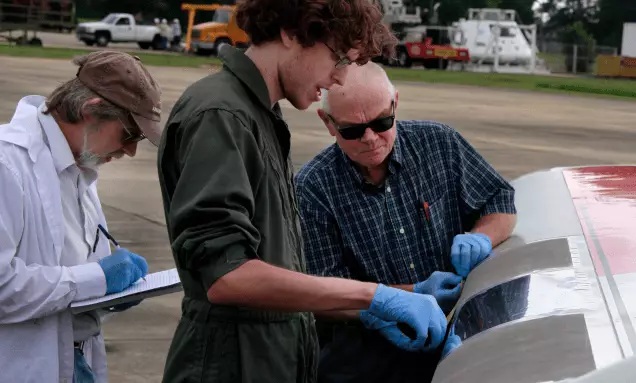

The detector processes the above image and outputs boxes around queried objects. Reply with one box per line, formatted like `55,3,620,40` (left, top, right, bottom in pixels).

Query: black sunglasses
329,101,395,140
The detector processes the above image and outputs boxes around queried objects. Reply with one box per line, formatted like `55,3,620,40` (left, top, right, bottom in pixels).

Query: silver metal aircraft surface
432,165,636,383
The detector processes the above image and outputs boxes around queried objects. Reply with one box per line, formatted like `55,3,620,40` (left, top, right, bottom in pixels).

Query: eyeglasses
325,43,355,69
329,101,395,140
120,114,146,144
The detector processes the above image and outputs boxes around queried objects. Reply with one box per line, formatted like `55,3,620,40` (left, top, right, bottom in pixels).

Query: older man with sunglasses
0,51,160,383
294,62,517,383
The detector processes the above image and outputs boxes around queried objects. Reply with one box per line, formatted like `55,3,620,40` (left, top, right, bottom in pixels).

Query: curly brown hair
235,0,397,63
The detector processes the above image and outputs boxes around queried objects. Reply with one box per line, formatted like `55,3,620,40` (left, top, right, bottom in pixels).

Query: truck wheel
95,33,109,47
397,48,412,68
423,59,450,70
138,42,151,50
29,37,42,46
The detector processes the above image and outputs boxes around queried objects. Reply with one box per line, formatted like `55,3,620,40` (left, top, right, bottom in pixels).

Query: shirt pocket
418,193,452,268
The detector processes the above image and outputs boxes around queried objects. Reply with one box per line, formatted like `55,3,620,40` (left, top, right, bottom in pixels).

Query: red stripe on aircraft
563,166,636,276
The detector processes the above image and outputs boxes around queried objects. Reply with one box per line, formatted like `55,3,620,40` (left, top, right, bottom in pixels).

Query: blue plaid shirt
295,120,516,285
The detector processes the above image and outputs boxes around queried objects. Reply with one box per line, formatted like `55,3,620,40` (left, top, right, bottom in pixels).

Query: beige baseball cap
75,50,163,146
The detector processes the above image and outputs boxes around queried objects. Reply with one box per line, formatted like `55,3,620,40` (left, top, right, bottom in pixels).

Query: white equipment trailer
450,8,549,74
621,22,636,58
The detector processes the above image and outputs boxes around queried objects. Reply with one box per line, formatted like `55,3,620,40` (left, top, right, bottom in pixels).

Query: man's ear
280,29,295,49
317,109,336,137
81,97,102,122
395,90,399,110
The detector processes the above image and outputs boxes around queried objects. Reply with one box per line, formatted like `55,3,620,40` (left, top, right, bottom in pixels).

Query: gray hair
43,54,129,124
320,64,396,114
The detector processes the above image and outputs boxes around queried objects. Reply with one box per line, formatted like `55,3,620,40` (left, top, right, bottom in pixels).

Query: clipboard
70,268,183,314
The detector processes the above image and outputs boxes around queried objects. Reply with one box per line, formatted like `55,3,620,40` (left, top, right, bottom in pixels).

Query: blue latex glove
98,248,148,294
442,327,462,359
360,309,394,331
362,284,447,352
450,233,492,278
414,271,463,312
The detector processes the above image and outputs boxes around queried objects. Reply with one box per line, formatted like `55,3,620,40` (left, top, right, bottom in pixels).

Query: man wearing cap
0,50,161,382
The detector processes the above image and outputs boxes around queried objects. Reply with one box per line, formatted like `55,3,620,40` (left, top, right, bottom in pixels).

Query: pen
97,224,146,282
97,224,119,247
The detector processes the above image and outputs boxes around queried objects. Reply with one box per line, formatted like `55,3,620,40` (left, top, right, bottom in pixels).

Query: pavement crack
102,203,166,227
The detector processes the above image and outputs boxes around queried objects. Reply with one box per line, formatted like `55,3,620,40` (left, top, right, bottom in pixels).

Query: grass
386,67,636,99
0,44,221,68
1,44,635,99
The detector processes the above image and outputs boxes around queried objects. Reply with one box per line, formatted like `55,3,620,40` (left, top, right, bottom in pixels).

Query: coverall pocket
162,316,205,383
201,321,240,382
163,316,238,383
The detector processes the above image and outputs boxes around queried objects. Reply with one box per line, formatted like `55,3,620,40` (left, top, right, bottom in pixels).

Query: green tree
414,0,535,26
497,0,536,24
594,0,636,49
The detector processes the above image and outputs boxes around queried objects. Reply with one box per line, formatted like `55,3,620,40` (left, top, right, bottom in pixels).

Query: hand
98,248,148,294
364,284,447,352
360,310,427,351
359,309,394,330
414,271,463,313
360,310,420,349
442,326,462,359
450,233,492,277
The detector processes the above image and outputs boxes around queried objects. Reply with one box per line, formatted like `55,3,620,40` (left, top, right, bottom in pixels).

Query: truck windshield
212,9,231,24
102,14,118,24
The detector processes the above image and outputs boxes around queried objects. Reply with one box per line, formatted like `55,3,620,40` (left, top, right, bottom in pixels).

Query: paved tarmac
1,54,635,381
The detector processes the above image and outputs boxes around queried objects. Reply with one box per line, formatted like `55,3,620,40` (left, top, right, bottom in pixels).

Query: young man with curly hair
157,0,453,382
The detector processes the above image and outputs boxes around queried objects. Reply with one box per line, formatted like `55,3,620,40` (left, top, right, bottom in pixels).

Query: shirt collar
336,123,404,190
218,45,273,112
37,103,76,174
217,45,291,158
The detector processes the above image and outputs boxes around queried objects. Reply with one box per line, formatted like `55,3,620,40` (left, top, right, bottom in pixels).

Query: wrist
471,232,492,243
69,262,108,301
362,283,379,306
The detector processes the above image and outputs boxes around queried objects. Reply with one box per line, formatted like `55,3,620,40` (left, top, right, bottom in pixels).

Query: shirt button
410,263,415,269
387,186,392,193
399,228,405,234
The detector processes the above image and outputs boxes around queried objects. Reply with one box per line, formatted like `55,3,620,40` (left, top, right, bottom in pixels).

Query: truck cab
188,5,248,55
75,13,162,49
384,26,470,69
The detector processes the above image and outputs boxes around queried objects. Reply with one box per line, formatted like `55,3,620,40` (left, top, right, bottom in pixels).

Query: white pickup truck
75,13,163,50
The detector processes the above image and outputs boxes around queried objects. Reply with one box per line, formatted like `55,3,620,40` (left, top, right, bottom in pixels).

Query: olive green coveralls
157,45,319,383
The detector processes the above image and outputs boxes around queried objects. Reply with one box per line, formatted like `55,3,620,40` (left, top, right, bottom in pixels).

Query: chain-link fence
537,40,619,75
